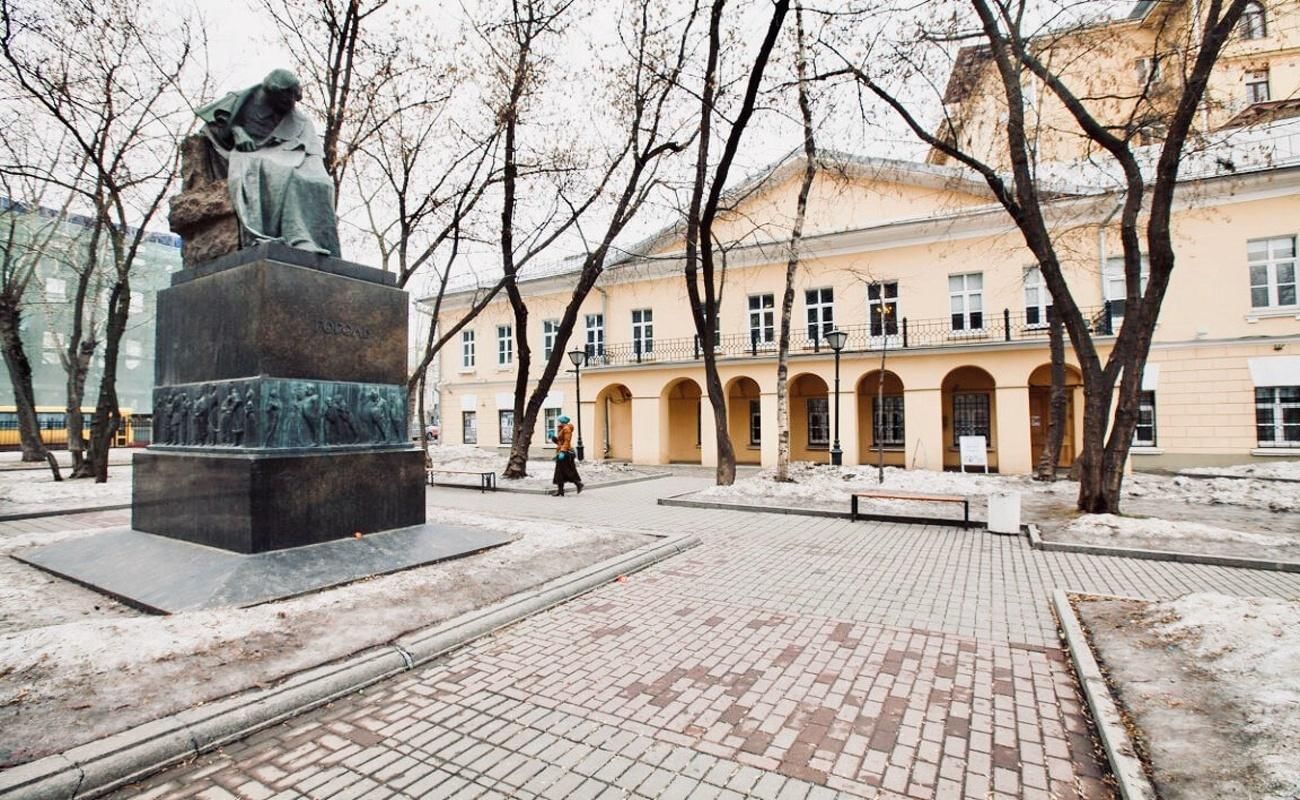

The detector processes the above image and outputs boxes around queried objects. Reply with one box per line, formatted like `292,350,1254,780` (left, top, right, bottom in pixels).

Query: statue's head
262,69,302,113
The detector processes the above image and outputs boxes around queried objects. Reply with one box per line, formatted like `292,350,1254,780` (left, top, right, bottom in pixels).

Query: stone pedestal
132,244,425,554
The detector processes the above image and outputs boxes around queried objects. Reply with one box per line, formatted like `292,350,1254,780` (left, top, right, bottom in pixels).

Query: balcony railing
580,304,1116,368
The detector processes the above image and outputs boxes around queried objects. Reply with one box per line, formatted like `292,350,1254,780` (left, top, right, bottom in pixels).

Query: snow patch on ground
1151,594,1300,799
0,470,131,515
1180,460,1300,481
1064,514,1300,549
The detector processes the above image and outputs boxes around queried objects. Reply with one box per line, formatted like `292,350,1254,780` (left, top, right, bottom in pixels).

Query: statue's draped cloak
197,87,341,257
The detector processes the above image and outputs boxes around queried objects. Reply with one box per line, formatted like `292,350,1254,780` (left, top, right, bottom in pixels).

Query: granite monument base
16,522,514,614
132,449,426,554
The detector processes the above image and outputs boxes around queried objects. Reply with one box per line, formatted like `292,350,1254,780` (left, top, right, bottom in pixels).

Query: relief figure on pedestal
206,385,221,445
220,387,244,446
297,385,321,447
324,394,359,445
244,387,257,446
169,391,190,446
192,385,213,445
156,392,172,445
264,389,281,446
362,389,390,443
196,69,341,257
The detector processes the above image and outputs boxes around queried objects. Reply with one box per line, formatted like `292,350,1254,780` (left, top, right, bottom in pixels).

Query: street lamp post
825,329,848,467
567,349,586,461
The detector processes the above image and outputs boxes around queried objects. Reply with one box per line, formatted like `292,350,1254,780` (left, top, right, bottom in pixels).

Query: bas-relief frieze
153,378,407,450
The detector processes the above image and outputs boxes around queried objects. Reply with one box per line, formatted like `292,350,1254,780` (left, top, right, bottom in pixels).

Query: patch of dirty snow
0,469,131,515
1151,594,1300,799
1180,460,1300,481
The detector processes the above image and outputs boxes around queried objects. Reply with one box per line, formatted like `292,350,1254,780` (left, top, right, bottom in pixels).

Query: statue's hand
232,126,256,152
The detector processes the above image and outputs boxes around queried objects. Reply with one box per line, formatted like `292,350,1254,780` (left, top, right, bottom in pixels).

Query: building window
1103,256,1150,319
41,330,60,365
868,282,899,336
1248,236,1296,308
544,408,560,443
45,276,66,301
806,396,829,447
748,399,761,446
1134,56,1160,86
1024,267,1052,326
462,411,477,444
461,330,475,368
873,395,905,447
124,340,143,370
805,287,834,341
1241,1,1267,39
1134,391,1157,447
952,392,990,445
585,313,604,359
632,308,653,354
948,273,983,331
1246,69,1270,104
748,294,775,344
129,293,144,313
497,325,512,366
498,410,514,445
1256,386,1300,447
543,319,559,360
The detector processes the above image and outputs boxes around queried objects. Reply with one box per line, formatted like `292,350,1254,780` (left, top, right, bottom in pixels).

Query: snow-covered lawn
685,461,1300,562
1078,594,1300,800
0,506,658,767
429,444,663,489
0,468,131,516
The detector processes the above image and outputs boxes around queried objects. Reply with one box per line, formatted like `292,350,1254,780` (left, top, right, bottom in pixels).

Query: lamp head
825,329,848,352
567,349,585,367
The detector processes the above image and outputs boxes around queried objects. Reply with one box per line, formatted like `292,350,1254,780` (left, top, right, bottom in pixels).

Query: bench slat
852,491,964,503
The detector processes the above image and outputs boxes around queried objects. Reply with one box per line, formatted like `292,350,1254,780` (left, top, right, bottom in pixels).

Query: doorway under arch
594,383,633,461
940,366,998,471
788,373,830,463
661,378,703,464
726,377,762,465
856,370,905,467
1027,363,1082,468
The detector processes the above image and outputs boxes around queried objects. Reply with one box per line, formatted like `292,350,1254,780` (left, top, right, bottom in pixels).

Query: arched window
1241,1,1267,39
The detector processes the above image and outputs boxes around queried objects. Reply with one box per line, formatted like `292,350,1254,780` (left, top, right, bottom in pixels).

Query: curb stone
0,533,699,800
1050,590,1158,800
0,504,132,523
1027,523,1300,573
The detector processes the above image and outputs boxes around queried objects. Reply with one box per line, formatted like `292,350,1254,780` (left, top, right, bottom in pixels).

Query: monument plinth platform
132,245,427,554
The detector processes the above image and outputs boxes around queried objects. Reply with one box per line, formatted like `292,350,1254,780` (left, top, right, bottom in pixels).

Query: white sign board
959,435,988,473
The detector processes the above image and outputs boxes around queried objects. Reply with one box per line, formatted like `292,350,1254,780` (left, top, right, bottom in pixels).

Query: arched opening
594,383,633,461
788,373,830,463
941,366,998,471
661,378,702,464
856,370,905,467
1027,363,1082,468
726,376,762,464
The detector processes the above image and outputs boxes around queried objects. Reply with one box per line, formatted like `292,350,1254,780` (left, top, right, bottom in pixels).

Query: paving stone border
0,532,700,800
1050,590,1158,800
0,503,133,523
1027,523,1300,573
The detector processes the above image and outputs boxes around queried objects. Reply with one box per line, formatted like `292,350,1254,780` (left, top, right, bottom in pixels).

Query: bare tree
774,2,817,483
498,0,696,479
822,0,1249,512
683,0,790,486
0,0,202,481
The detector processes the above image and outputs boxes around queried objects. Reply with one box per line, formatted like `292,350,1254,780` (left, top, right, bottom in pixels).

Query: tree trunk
1034,312,1067,481
701,347,735,485
0,301,52,463
77,280,128,482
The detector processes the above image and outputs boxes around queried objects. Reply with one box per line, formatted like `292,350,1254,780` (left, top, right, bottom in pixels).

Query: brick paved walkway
108,475,1300,799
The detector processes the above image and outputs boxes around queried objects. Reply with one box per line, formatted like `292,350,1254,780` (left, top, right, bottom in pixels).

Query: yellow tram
0,406,135,449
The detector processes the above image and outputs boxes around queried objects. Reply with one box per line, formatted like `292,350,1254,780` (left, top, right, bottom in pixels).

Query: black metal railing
575,304,1116,368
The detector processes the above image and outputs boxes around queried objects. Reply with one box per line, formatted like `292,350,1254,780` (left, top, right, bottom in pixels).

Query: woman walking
551,414,584,497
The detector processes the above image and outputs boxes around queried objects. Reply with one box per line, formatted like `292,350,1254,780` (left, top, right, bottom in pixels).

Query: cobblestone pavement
108,475,1300,799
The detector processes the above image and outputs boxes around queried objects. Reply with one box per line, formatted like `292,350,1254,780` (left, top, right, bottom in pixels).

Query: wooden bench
851,490,970,528
426,469,497,493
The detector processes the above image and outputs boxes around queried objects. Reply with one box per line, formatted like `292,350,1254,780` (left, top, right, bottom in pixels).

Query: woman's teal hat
558,415,570,424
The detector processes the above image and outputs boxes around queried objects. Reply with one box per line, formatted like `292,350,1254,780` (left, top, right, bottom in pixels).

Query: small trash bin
987,492,1021,534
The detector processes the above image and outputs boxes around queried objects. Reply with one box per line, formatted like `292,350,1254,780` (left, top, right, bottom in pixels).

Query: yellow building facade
434,4,1300,474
